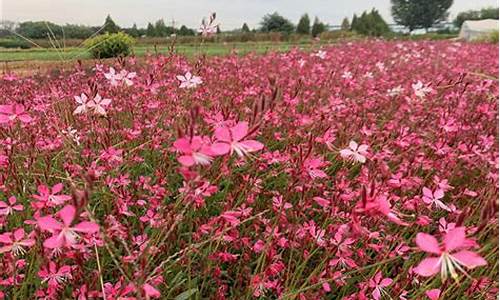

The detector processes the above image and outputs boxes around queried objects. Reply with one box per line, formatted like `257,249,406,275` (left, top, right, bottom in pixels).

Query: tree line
0,15,196,39
1,3,498,40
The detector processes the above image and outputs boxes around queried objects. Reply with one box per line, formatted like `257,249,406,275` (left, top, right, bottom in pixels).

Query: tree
341,17,350,31
241,23,250,32
127,23,140,37
351,14,359,31
103,15,120,33
62,24,94,39
297,14,311,34
154,19,169,37
351,9,390,36
17,21,62,39
178,25,195,36
454,7,499,27
260,12,295,33
391,0,453,32
311,17,326,37
146,22,156,37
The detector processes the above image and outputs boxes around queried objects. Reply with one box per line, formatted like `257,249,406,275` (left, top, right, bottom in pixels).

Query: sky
1,0,498,30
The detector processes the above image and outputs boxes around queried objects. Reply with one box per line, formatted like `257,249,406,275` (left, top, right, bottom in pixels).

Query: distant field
0,41,319,62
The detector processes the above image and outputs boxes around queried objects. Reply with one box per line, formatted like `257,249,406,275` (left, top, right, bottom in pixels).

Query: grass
0,41,319,62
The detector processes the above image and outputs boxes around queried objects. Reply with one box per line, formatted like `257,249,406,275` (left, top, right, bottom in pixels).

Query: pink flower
0,196,23,215
176,72,203,89
143,283,161,298
38,205,99,249
340,141,368,163
422,187,450,211
368,272,392,300
0,228,35,256
303,158,328,179
38,262,72,289
211,122,264,157
414,227,487,281
0,104,32,124
32,183,72,208
173,136,214,167
425,289,441,300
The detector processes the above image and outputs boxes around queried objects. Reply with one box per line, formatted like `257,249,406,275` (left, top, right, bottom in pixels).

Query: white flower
340,141,369,163
313,50,327,59
387,85,404,97
104,67,136,87
73,93,92,115
61,127,81,145
376,62,386,72
341,71,353,80
412,81,433,98
90,94,112,116
176,72,203,89
198,13,218,37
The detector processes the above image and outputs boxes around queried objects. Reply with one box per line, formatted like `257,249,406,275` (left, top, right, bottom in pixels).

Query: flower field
0,40,498,299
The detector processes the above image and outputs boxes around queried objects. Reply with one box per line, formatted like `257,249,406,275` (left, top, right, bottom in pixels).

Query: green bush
487,30,499,43
0,38,32,49
84,32,135,59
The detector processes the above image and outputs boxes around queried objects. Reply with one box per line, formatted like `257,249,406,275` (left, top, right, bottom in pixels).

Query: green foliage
154,19,176,37
311,17,326,37
476,30,499,43
17,21,62,39
0,38,31,49
61,24,94,39
125,23,140,38
297,14,311,34
241,23,251,33
351,9,390,36
260,12,295,33
178,25,195,36
391,0,453,32
103,15,120,33
146,22,156,37
84,32,135,59
341,17,351,31
454,7,499,27
489,30,499,43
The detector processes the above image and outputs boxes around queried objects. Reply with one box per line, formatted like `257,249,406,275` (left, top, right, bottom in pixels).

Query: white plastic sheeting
459,19,499,41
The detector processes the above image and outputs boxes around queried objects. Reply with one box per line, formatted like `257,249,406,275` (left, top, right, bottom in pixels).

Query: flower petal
73,221,99,233
444,227,466,252
211,142,231,155
230,122,249,142
451,250,487,269
240,140,264,152
38,216,62,231
177,155,196,167
414,257,441,277
43,234,63,249
59,205,76,226
416,233,441,254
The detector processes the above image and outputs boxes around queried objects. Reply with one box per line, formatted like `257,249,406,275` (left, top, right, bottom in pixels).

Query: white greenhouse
459,19,499,41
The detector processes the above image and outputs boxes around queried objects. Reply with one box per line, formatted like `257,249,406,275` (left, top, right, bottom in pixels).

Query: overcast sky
1,0,498,29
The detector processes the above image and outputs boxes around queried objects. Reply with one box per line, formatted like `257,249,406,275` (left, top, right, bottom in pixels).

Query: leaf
175,288,198,300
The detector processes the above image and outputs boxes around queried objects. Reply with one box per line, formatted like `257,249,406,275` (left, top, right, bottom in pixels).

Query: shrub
84,32,135,59
0,38,31,49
